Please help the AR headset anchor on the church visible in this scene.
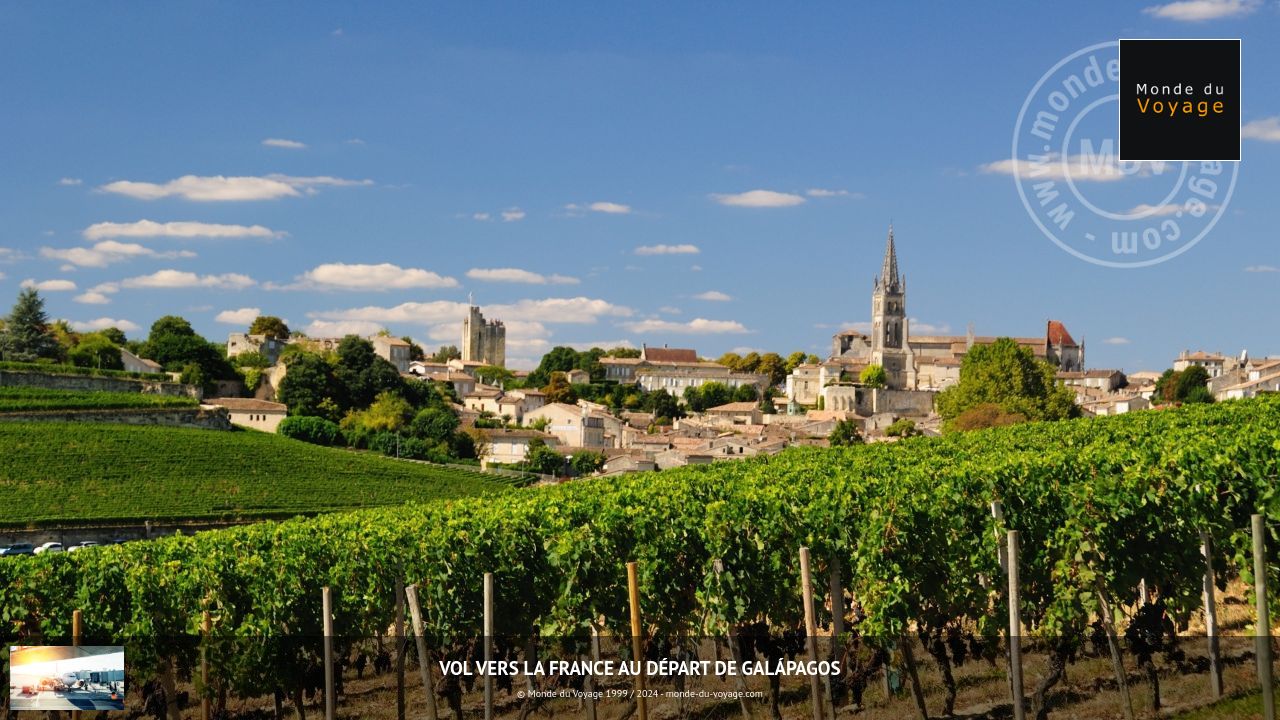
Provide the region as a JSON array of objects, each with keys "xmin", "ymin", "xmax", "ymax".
[{"xmin": 787, "ymin": 226, "xmax": 1084, "ymax": 406}]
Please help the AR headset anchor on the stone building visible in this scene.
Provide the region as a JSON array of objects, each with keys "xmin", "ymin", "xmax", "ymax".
[
  {"xmin": 461, "ymin": 303, "xmax": 506, "ymax": 367},
  {"xmin": 207, "ymin": 397, "xmax": 288, "ymax": 433}
]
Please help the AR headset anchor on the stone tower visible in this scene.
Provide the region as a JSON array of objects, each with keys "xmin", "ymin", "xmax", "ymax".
[
  {"xmin": 869, "ymin": 225, "xmax": 914, "ymax": 390},
  {"xmin": 461, "ymin": 304, "xmax": 506, "ymax": 367}
]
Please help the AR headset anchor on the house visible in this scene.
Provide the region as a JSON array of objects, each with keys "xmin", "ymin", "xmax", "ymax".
[
  {"xmin": 1082, "ymin": 394, "xmax": 1152, "ymax": 416},
  {"xmin": 600, "ymin": 344, "xmax": 769, "ymax": 394},
  {"xmin": 523, "ymin": 403, "xmax": 610, "ymax": 449},
  {"xmin": 416, "ymin": 370, "xmax": 477, "ymax": 398},
  {"xmin": 565, "ymin": 368, "xmax": 591, "ymax": 385},
  {"xmin": 703, "ymin": 401, "xmax": 763, "ymax": 426},
  {"xmin": 478, "ymin": 428, "xmax": 558, "ymax": 466},
  {"xmin": 1173, "ymin": 350, "xmax": 1233, "ymax": 379},
  {"xmin": 1221, "ymin": 369, "xmax": 1280, "ymax": 400},
  {"xmin": 371, "ymin": 336, "xmax": 412, "ymax": 373},
  {"xmin": 208, "ymin": 397, "xmax": 288, "ymax": 432},
  {"xmin": 1058, "ymin": 369, "xmax": 1127, "ymax": 392},
  {"xmin": 601, "ymin": 450, "xmax": 658, "ymax": 475},
  {"xmin": 227, "ymin": 333, "xmax": 288, "ymax": 365},
  {"xmin": 119, "ymin": 348, "xmax": 163, "ymax": 374}
]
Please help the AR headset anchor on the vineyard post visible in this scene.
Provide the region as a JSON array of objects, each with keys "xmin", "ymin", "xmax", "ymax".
[
  {"xmin": 395, "ymin": 579, "xmax": 407, "ymax": 720},
  {"xmin": 201, "ymin": 609, "xmax": 211, "ymax": 720},
  {"xmin": 1006, "ymin": 530, "xmax": 1025, "ymax": 720},
  {"xmin": 798, "ymin": 547, "xmax": 825, "ymax": 720},
  {"xmin": 404, "ymin": 584, "xmax": 439, "ymax": 720},
  {"xmin": 992, "ymin": 501, "xmax": 1014, "ymax": 703},
  {"xmin": 712, "ymin": 559, "xmax": 755, "ymax": 720},
  {"xmin": 484, "ymin": 572, "xmax": 494, "ymax": 720},
  {"xmin": 323, "ymin": 586, "xmax": 335, "ymax": 720},
  {"xmin": 1093, "ymin": 581, "xmax": 1135, "ymax": 720},
  {"xmin": 1201, "ymin": 531, "xmax": 1222, "ymax": 699},
  {"xmin": 626, "ymin": 561, "xmax": 648, "ymax": 720},
  {"xmin": 899, "ymin": 634, "xmax": 928, "ymax": 720},
  {"xmin": 826, "ymin": 557, "xmax": 842, "ymax": 720},
  {"xmin": 584, "ymin": 624, "xmax": 599, "ymax": 720},
  {"xmin": 72, "ymin": 609, "xmax": 82, "ymax": 720},
  {"xmin": 1253, "ymin": 514, "xmax": 1275, "ymax": 720}
]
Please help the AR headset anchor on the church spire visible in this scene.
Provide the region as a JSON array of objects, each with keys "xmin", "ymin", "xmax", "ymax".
[{"xmin": 878, "ymin": 224, "xmax": 901, "ymax": 292}]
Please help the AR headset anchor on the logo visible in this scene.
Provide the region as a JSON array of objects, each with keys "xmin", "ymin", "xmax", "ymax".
[{"xmin": 1011, "ymin": 41, "xmax": 1238, "ymax": 268}]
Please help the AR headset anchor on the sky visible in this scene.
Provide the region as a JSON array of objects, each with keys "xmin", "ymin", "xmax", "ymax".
[{"xmin": 0, "ymin": 1, "xmax": 1276, "ymax": 371}]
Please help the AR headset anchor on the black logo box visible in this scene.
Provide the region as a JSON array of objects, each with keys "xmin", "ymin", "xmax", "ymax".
[{"xmin": 1119, "ymin": 39, "xmax": 1240, "ymax": 162}]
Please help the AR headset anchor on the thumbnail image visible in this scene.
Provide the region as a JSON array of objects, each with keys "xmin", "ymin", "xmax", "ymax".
[{"xmin": 9, "ymin": 645, "xmax": 126, "ymax": 712}]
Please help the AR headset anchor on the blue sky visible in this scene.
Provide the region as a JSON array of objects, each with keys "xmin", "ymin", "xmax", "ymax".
[{"xmin": 1, "ymin": 1, "xmax": 1276, "ymax": 370}]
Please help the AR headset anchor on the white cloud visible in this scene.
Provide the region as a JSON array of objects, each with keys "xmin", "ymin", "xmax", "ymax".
[
  {"xmin": 466, "ymin": 268, "xmax": 579, "ymax": 285},
  {"xmin": 711, "ymin": 189, "xmax": 806, "ymax": 208},
  {"xmin": 1242, "ymin": 117, "xmax": 1280, "ymax": 142},
  {"xmin": 501, "ymin": 207, "xmax": 526, "ymax": 222},
  {"xmin": 620, "ymin": 318, "xmax": 749, "ymax": 335},
  {"xmin": 41, "ymin": 241, "xmax": 196, "ymax": 268},
  {"xmin": 345, "ymin": 138, "xmax": 366, "ymax": 145},
  {"xmin": 1127, "ymin": 202, "xmax": 1221, "ymax": 217},
  {"xmin": 69, "ymin": 317, "xmax": 140, "ymax": 332},
  {"xmin": 303, "ymin": 319, "xmax": 385, "ymax": 337},
  {"xmin": 99, "ymin": 174, "xmax": 372, "ymax": 201},
  {"xmin": 262, "ymin": 138, "xmax": 307, "ymax": 149},
  {"xmin": 122, "ymin": 270, "xmax": 255, "ymax": 290},
  {"xmin": 566, "ymin": 339, "xmax": 635, "ymax": 351},
  {"xmin": 73, "ymin": 291, "xmax": 111, "ymax": 305},
  {"xmin": 279, "ymin": 263, "xmax": 459, "ymax": 291},
  {"xmin": 589, "ymin": 201, "xmax": 632, "ymax": 214},
  {"xmin": 1103, "ymin": 337, "xmax": 1132, "ymax": 345},
  {"xmin": 1245, "ymin": 265, "xmax": 1279, "ymax": 273},
  {"xmin": 1143, "ymin": 0, "xmax": 1259, "ymax": 21},
  {"xmin": 635, "ymin": 244, "xmax": 700, "ymax": 256},
  {"xmin": 472, "ymin": 212, "xmax": 492, "ymax": 221},
  {"xmin": 806, "ymin": 188, "xmax": 864, "ymax": 199},
  {"xmin": 980, "ymin": 154, "xmax": 1171, "ymax": 183},
  {"xmin": 84, "ymin": 219, "xmax": 282, "ymax": 241},
  {"xmin": 841, "ymin": 318, "xmax": 951, "ymax": 335},
  {"xmin": 0, "ymin": 247, "xmax": 24, "ymax": 263},
  {"xmin": 310, "ymin": 297, "xmax": 631, "ymax": 327},
  {"xmin": 0, "ymin": 271, "xmax": 5, "ymax": 280},
  {"xmin": 20, "ymin": 278, "xmax": 77, "ymax": 292},
  {"xmin": 658, "ymin": 306, "xmax": 681, "ymax": 315},
  {"xmin": 694, "ymin": 290, "xmax": 732, "ymax": 302},
  {"xmin": 59, "ymin": 177, "xmax": 83, "ymax": 186},
  {"xmin": 215, "ymin": 307, "xmax": 263, "ymax": 325}
]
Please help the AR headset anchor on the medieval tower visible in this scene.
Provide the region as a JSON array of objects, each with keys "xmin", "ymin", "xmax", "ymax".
[{"xmin": 461, "ymin": 302, "xmax": 506, "ymax": 367}]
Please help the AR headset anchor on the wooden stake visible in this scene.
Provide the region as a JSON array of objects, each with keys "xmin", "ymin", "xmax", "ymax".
[
  {"xmin": 827, "ymin": 558, "xmax": 842, "ymax": 718},
  {"xmin": 1007, "ymin": 530, "xmax": 1026, "ymax": 720},
  {"xmin": 627, "ymin": 561, "xmax": 648, "ymax": 720},
  {"xmin": 72, "ymin": 610, "xmax": 83, "ymax": 720},
  {"xmin": 323, "ymin": 586, "xmax": 335, "ymax": 720},
  {"xmin": 395, "ymin": 581, "xmax": 407, "ymax": 720},
  {"xmin": 1254, "ymin": 514, "xmax": 1276, "ymax": 720},
  {"xmin": 1094, "ymin": 581, "xmax": 1136, "ymax": 720},
  {"xmin": 405, "ymin": 584, "xmax": 439, "ymax": 720},
  {"xmin": 484, "ymin": 572, "xmax": 495, "ymax": 720},
  {"xmin": 900, "ymin": 634, "xmax": 929, "ymax": 720},
  {"xmin": 1201, "ymin": 531, "xmax": 1222, "ymax": 699},
  {"xmin": 798, "ymin": 547, "xmax": 825, "ymax": 720},
  {"xmin": 201, "ymin": 609, "xmax": 212, "ymax": 720},
  {"xmin": 714, "ymin": 559, "xmax": 755, "ymax": 720},
  {"xmin": 584, "ymin": 624, "xmax": 599, "ymax": 720}
]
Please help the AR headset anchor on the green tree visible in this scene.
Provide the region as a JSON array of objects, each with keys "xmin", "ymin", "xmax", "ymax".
[
  {"xmin": 528, "ymin": 346, "xmax": 579, "ymax": 387},
  {"xmin": 785, "ymin": 351, "xmax": 808, "ymax": 374},
  {"xmin": 757, "ymin": 352, "xmax": 787, "ymax": 386},
  {"xmin": 732, "ymin": 384, "xmax": 759, "ymax": 402},
  {"xmin": 410, "ymin": 406, "xmax": 460, "ymax": 443},
  {"xmin": 230, "ymin": 350, "xmax": 270, "ymax": 369},
  {"xmin": 142, "ymin": 315, "xmax": 237, "ymax": 388},
  {"xmin": 49, "ymin": 319, "xmax": 78, "ymax": 361},
  {"xmin": 475, "ymin": 365, "xmax": 515, "ymax": 386},
  {"xmin": 522, "ymin": 438, "xmax": 564, "ymax": 475},
  {"xmin": 570, "ymin": 450, "xmax": 606, "ymax": 476},
  {"xmin": 278, "ymin": 352, "xmax": 344, "ymax": 420},
  {"xmin": 885, "ymin": 418, "xmax": 920, "ymax": 438},
  {"xmin": 949, "ymin": 403, "xmax": 1027, "ymax": 431},
  {"xmin": 428, "ymin": 345, "xmax": 461, "ymax": 363},
  {"xmin": 0, "ymin": 288, "xmax": 60, "ymax": 362},
  {"xmin": 645, "ymin": 389, "xmax": 685, "ymax": 422},
  {"xmin": 248, "ymin": 315, "xmax": 290, "ymax": 339},
  {"xmin": 401, "ymin": 336, "xmax": 425, "ymax": 362},
  {"xmin": 67, "ymin": 332, "xmax": 124, "ymax": 370},
  {"xmin": 828, "ymin": 418, "xmax": 864, "ymax": 446},
  {"xmin": 1174, "ymin": 365, "xmax": 1213, "ymax": 403},
  {"xmin": 543, "ymin": 371, "xmax": 578, "ymax": 404},
  {"xmin": 684, "ymin": 381, "xmax": 732, "ymax": 412},
  {"xmin": 354, "ymin": 391, "xmax": 415, "ymax": 432},
  {"xmin": 335, "ymin": 335, "xmax": 404, "ymax": 408},
  {"xmin": 99, "ymin": 327, "xmax": 128, "ymax": 346},
  {"xmin": 860, "ymin": 364, "xmax": 887, "ymax": 389},
  {"xmin": 935, "ymin": 338, "xmax": 1079, "ymax": 431}
]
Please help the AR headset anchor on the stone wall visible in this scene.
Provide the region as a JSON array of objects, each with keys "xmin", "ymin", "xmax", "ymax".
[
  {"xmin": 0, "ymin": 405, "xmax": 231, "ymax": 430},
  {"xmin": 0, "ymin": 518, "xmax": 263, "ymax": 549},
  {"xmin": 869, "ymin": 388, "xmax": 936, "ymax": 416},
  {"xmin": 0, "ymin": 369, "xmax": 200, "ymax": 398}
]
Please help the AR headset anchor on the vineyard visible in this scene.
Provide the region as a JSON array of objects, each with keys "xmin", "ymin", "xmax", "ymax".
[
  {"xmin": 3, "ymin": 397, "xmax": 1280, "ymax": 719},
  {"xmin": 0, "ymin": 386, "xmax": 199, "ymax": 412},
  {"xmin": 0, "ymin": 423, "xmax": 513, "ymax": 527},
  {"xmin": 0, "ymin": 359, "xmax": 169, "ymax": 380}
]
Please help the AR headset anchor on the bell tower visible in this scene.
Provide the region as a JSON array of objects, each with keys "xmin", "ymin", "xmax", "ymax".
[{"xmin": 869, "ymin": 225, "xmax": 913, "ymax": 389}]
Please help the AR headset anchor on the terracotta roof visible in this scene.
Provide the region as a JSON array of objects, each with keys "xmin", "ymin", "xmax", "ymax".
[
  {"xmin": 208, "ymin": 397, "xmax": 287, "ymax": 412},
  {"xmin": 1180, "ymin": 351, "xmax": 1226, "ymax": 361},
  {"xmin": 706, "ymin": 402, "xmax": 760, "ymax": 413},
  {"xmin": 1046, "ymin": 320, "xmax": 1077, "ymax": 347},
  {"xmin": 374, "ymin": 336, "xmax": 410, "ymax": 346},
  {"xmin": 641, "ymin": 346, "xmax": 699, "ymax": 363},
  {"xmin": 479, "ymin": 428, "xmax": 557, "ymax": 440}
]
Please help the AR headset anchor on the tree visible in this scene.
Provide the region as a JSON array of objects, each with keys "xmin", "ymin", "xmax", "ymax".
[
  {"xmin": 646, "ymin": 390, "xmax": 685, "ymax": 422},
  {"xmin": 527, "ymin": 346, "xmax": 579, "ymax": 387},
  {"xmin": 785, "ymin": 351, "xmax": 808, "ymax": 374},
  {"xmin": 524, "ymin": 438, "xmax": 565, "ymax": 476},
  {"xmin": 278, "ymin": 352, "xmax": 344, "ymax": 420},
  {"xmin": 759, "ymin": 387, "xmax": 777, "ymax": 414},
  {"xmin": 68, "ymin": 332, "xmax": 124, "ymax": 370},
  {"xmin": 949, "ymin": 403, "xmax": 1027, "ymax": 432},
  {"xmin": 732, "ymin": 384, "xmax": 758, "ymax": 402},
  {"xmin": 410, "ymin": 406, "xmax": 460, "ymax": 443},
  {"xmin": 475, "ymin": 365, "xmax": 515, "ymax": 387},
  {"xmin": 335, "ymin": 335, "xmax": 404, "ymax": 408},
  {"xmin": 99, "ymin": 327, "xmax": 128, "ymax": 346},
  {"xmin": 860, "ymin": 364, "xmax": 887, "ymax": 389},
  {"xmin": 355, "ymin": 392, "xmax": 415, "ymax": 432},
  {"xmin": 230, "ymin": 350, "xmax": 270, "ymax": 369},
  {"xmin": 935, "ymin": 338, "xmax": 1079, "ymax": 431},
  {"xmin": 543, "ymin": 372, "xmax": 578, "ymax": 404},
  {"xmin": 885, "ymin": 418, "xmax": 920, "ymax": 437},
  {"xmin": 828, "ymin": 418, "xmax": 864, "ymax": 446},
  {"xmin": 1175, "ymin": 365, "xmax": 1213, "ymax": 403},
  {"xmin": 248, "ymin": 315, "xmax": 290, "ymax": 339},
  {"xmin": 428, "ymin": 345, "xmax": 461, "ymax": 363},
  {"xmin": 757, "ymin": 352, "xmax": 787, "ymax": 386},
  {"xmin": 0, "ymin": 288, "xmax": 60, "ymax": 362},
  {"xmin": 684, "ymin": 382, "xmax": 733, "ymax": 412},
  {"xmin": 49, "ymin": 320, "xmax": 78, "ymax": 361},
  {"xmin": 142, "ymin": 315, "xmax": 237, "ymax": 389},
  {"xmin": 401, "ymin": 336, "xmax": 425, "ymax": 362},
  {"xmin": 278, "ymin": 416, "xmax": 345, "ymax": 446},
  {"xmin": 570, "ymin": 450, "xmax": 606, "ymax": 476}
]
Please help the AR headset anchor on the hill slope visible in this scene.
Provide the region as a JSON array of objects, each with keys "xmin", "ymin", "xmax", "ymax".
[{"xmin": 0, "ymin": 422, "xmax": 511, "ymax": 527}]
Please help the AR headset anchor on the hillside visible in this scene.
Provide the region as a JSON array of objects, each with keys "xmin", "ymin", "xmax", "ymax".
[
  {"xmin": 0, "ymin": 386, "xmax": 198, "ymax": 412},
  {"xmin": 0, "ymin": 422, "xmax": 513, "ymax": 527}
]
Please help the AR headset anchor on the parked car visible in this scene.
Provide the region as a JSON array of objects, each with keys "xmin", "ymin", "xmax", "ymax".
[
  {"xmin": 34, "ymin": 542, "xmax": 64, "ymax": 554},
  {"xmin": 0, "ymin": 542, "xmax": 35, "ymax": 556},
  {"xmin": 68, "ymin": 541, "xmax": 100, "ymax": 552}
]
